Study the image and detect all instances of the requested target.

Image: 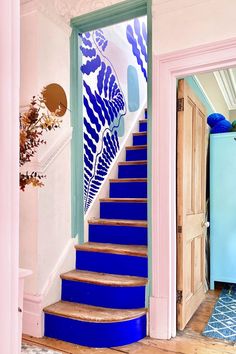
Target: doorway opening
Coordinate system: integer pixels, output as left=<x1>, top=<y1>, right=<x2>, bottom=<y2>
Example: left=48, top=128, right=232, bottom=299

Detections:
left=70, top=0, right=152, bottom=249
left=44, top=0, right=154, bottom=348
left=176, top=69, right=236, bottom=343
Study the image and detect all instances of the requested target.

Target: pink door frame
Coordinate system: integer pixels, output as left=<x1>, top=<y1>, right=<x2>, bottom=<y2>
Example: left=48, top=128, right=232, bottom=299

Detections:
left=150, top=37, right=236, bottom=339
left=0, top=0, right=20, bottom=353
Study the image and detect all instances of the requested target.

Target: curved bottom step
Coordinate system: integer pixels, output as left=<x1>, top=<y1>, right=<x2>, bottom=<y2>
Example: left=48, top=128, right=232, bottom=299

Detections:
left=44, top=302, right=147, bottom=348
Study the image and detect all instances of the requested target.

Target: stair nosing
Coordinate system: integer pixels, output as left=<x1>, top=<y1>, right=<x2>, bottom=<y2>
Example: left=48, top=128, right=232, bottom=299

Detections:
left=133, top=132, right=147, bottom=136
left=118, top=160, right=147, bottom=165
left=126, top=145, right=147, bottom=150
left=100, top=198, right=147, bottom=203
left=109, top=178, right=147, bottom=183
left=75, top=242, right=147, bottom=257
left=139, top=119, right=148, bottom=123
left=60, top=269, right=147, bottom=287
left=88, top=218, right=147, bottom=227
left=44, top=301, right=147, bottom=323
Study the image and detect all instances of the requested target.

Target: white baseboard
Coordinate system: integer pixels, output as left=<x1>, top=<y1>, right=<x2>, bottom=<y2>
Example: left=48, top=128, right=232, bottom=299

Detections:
left=22, top=238, right=76, bottom=337
left=149, top=296, right=170, bottom=339
left=23, top=294, right=44, bottom=337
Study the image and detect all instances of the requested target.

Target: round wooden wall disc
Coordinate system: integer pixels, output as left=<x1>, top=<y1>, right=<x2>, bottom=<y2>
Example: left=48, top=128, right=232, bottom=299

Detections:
left=43, top=83, right=67, bottom=117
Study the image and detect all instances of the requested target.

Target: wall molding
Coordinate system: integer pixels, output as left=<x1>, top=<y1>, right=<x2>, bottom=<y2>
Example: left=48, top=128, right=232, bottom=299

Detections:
left=153, top=36, right=236, bottom=339
left=214, top=69, right=236, bottom=110
left=38, top=127, right=72, bottom=173
left=22, top=127, right=73, bottom=174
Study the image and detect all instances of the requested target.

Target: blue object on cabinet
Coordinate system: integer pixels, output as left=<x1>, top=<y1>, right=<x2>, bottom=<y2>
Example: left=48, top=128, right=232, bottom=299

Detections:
left=210, top=133, right=236, bottom=289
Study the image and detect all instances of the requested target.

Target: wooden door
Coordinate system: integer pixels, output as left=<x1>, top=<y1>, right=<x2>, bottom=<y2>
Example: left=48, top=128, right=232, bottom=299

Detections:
left=177, top=79, right=207, bottom=330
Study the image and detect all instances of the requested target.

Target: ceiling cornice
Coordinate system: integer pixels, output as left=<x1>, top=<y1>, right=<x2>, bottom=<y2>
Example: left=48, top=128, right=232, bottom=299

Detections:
left=20, top=0, right=126, bottom=34
left=20, top=0, right=71, bottom=33
left=21, top=0, right=125, bottom=23
left=214, top=69, right=236, bottom=111
left=54, top=0, right=122, bottom=23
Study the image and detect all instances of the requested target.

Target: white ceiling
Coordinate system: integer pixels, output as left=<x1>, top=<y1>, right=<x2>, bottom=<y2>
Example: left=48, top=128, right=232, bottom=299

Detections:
left=214, top=68, right=236, bottom=111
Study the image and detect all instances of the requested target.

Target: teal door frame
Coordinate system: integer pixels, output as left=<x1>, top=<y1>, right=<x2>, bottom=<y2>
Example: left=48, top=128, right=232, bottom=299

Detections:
left=70, top=0, right=152, bottom=289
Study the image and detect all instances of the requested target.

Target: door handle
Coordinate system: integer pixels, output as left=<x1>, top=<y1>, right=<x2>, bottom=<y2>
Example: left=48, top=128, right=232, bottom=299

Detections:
left=201, top=221, right=210, bottom=228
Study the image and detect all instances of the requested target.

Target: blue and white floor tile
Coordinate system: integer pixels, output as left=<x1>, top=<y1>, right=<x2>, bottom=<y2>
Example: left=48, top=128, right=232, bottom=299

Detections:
left=21, top=343, right=62, bottom=353
left=203, top=285, right=236, bottom=342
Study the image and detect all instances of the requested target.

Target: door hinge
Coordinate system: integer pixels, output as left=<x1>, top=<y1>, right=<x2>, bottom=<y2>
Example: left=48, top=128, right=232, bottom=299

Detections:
left=177, top=225, right=182, bottom=234
left=177, top=98, right=184, bottom=111
left=177, top=290, right=183, bottom=304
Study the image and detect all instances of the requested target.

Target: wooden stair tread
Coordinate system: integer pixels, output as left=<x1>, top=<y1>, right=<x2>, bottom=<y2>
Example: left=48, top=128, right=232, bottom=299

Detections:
left=100, top=198, right=147, bottom=203
left=126, top=145, right=147, bottom=150
left=61, top=269, right=147, bottom=286
left=118, top=160, right=147, bottom=165
left=88, top=218, right=147, bottom=227
left=75, top=242, right=147, bottom=257
left=139, top=119, right=148, bottom=123
left=133, top=132, right=147, bottom=136
left=44, top=301, right=147, bottom=323
left=110, top=178, right=147, bottom=183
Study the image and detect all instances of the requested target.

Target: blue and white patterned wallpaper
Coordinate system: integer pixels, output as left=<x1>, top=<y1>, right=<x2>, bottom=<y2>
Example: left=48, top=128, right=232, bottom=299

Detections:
left=80, top=17, right=147, bottom=212
left=126, top=18, right=148, bottom=82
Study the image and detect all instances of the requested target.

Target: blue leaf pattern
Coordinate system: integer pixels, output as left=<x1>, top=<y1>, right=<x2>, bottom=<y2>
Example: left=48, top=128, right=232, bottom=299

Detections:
left=81, top=29, right=126, bottom=211
left=81, top=20, right=146, bottom=211
left=126, top=19, right=147, bottom=81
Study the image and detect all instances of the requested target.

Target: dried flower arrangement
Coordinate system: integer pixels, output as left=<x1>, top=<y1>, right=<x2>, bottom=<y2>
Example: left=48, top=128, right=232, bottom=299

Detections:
left=20, top=91, right=62, bottom=191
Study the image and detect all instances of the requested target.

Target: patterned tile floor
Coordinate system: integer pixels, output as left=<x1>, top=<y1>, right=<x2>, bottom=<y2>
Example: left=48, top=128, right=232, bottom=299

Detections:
left=21, top=342, right=62, bottom=353
left=203, top=285, right=236, bottom=342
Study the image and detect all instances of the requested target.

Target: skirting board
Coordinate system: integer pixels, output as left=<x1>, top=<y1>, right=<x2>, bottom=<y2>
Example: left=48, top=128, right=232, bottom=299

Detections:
left=22, top=238, right=76, bottom=337
left=23, top=294, right=44, bottom=338
left=149, top=296, right=170, bottom=339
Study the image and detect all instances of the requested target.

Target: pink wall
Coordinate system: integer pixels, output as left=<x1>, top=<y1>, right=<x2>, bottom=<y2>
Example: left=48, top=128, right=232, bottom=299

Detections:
left=20, top=4, right=74, bottom=337
left=2, top=1, right=236, bottom=351
left=0, top=0, right=20, bottom=353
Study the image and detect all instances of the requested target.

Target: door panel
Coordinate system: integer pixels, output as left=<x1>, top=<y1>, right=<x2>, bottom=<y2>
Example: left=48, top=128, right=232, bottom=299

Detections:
left=177, top=79, right=207, bottom=330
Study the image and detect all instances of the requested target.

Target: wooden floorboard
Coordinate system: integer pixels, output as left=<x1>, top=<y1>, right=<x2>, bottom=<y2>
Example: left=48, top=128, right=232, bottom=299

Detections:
left=23, top=289, right=236, bottom=353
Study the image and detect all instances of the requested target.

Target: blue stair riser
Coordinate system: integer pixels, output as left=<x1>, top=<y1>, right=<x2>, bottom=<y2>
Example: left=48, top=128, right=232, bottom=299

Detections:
left=139, top=121, right=147, bottom=132
left=100, top=201, right=147, bottom=220
left=110, top=182, right=147, bottom=198
left=133, top=135, right=147, bottom=146
left=89, top=224, right=147, bottom=245
left=61, top=280, right=145, bottom=309
left=126, top=148, right=147, bottom=161
left=45, top=313, right=146, bottom=348
left=118, top=164, right=147, bottom=178
left=76, top=251, right=148, bottom=277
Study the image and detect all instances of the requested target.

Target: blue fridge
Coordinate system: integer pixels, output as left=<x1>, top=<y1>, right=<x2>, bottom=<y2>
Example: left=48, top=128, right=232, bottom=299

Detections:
left=210, top=132, right=236, bottom=289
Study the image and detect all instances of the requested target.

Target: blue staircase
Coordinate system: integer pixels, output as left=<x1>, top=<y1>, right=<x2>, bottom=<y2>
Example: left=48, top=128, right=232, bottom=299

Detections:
left=44, top=110, right=148, bottom=348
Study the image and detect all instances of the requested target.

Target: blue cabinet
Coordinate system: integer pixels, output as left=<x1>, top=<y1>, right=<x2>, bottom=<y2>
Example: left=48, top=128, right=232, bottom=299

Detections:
left=210, top=132, right=236, bottom=289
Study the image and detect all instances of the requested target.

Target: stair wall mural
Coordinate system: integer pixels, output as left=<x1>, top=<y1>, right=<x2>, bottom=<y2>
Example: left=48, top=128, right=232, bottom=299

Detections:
left=82, top=17, right=147, bottom=212
left=43, top=16, right=149, bottom=348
